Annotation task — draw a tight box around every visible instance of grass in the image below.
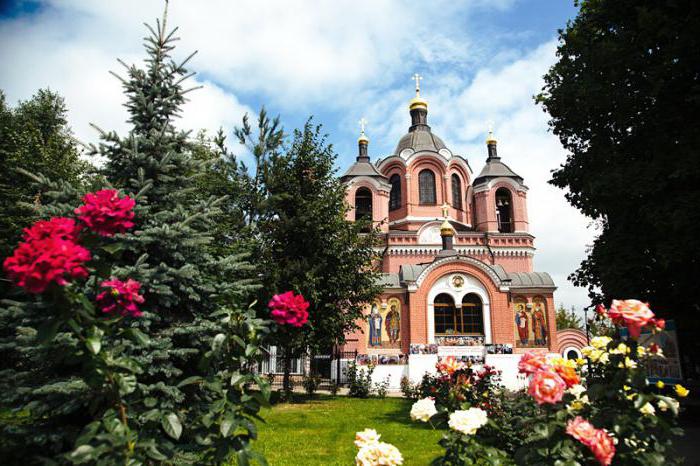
[251,395,443,465]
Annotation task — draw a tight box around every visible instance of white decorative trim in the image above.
[345,176,392,192]
[472,177,528,193]
[389,216,471,227]
[426,273,492,344]
[415,255,506,290]
[384,245,535,257]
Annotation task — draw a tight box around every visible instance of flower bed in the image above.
[359,300,688,465]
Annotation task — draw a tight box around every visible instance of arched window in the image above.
[355,188,372,223]
[495,188,513,233]
[389,174,402,211]
[418,169,436,205]
[434,293,456,335]
[460,294,484,335]
[451,174,462,210]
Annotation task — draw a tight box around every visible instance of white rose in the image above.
[410,397,437,422]
[567,384,587,398]
[356,441,404,466]
[448,407,488,435]
[639,402,655,416]
[657,398,679,413]
[355,428,381,448]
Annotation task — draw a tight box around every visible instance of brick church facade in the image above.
[339,83,558,385]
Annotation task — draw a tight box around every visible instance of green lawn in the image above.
[252,395,443,465]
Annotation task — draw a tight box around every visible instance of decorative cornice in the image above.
[414,255,508,291]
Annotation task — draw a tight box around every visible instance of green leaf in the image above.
[230,372,244,387]
[36,318,62,344]
[86,335,101,355]
[124,328,150,346]
[220,412,236,437]
[101,243,124,255]
[70,445,95,463]
[162,412,182,440]
[212,333,226,353]
[144,397,158,408]
[117,374,137,395]
[178,376,204,388]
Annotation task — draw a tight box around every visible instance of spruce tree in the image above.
[0,8,268,464]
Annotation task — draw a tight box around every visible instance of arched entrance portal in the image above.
[427,273,492,344]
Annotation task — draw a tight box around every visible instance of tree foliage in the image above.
[555,304,583,331]
[259,120,382,357]
[0,9,268,464]
[0,89,90,264]
[537,0,700,371]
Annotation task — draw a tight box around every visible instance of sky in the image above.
[0,0,595,312]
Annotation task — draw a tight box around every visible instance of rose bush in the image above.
[407,300,687,466]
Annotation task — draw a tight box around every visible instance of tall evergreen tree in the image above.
[0,8,268,464]
[259,120,382,393]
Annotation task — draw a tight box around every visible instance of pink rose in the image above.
[527,368,566,405]
[589,429,615,466]
[268,291,309,327]
[518,351,549,375]
[96,278,145,318]
[566,417,615,466]
[75,189,135,237]
[3,237,91,293]
[566,416,598,445]
[608,299,654,339]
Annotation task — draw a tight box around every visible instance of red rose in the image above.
[3,237,91,293]
[22,217,81,242]
[75,189,135,237]
[594,304,607,316]
[268,291,309,327]
[96,278,145,318]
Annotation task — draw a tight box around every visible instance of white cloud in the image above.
[0,0,593,309]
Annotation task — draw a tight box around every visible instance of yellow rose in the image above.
[675,384,689,398]
[655,380,664,389]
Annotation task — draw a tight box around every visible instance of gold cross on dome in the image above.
[358,117,367,135]
[412,73,422,95]
[441,202,449,218]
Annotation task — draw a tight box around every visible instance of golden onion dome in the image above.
[409,95,428,110]
[358,132,369,144]
[440,219,454,237]
[486,130,497,145]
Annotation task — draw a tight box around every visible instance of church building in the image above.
[339,78,558,387]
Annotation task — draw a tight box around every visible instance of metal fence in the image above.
[257,346,358,389]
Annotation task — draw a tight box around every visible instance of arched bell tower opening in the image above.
[355,187,373,231]
[495,187,513,233]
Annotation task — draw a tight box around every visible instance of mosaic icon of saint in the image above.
[385,305,400,343]
[515,305,529,345]
[368,304,382,347]
[532,304,547,346]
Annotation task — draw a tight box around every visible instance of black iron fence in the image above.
[256,347,358,389]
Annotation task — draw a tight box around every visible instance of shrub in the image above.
[422,299,687,466]
[302,374,321,396]
[400,376,421,400]
[346,361,374,398]
[374,377,391,399]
